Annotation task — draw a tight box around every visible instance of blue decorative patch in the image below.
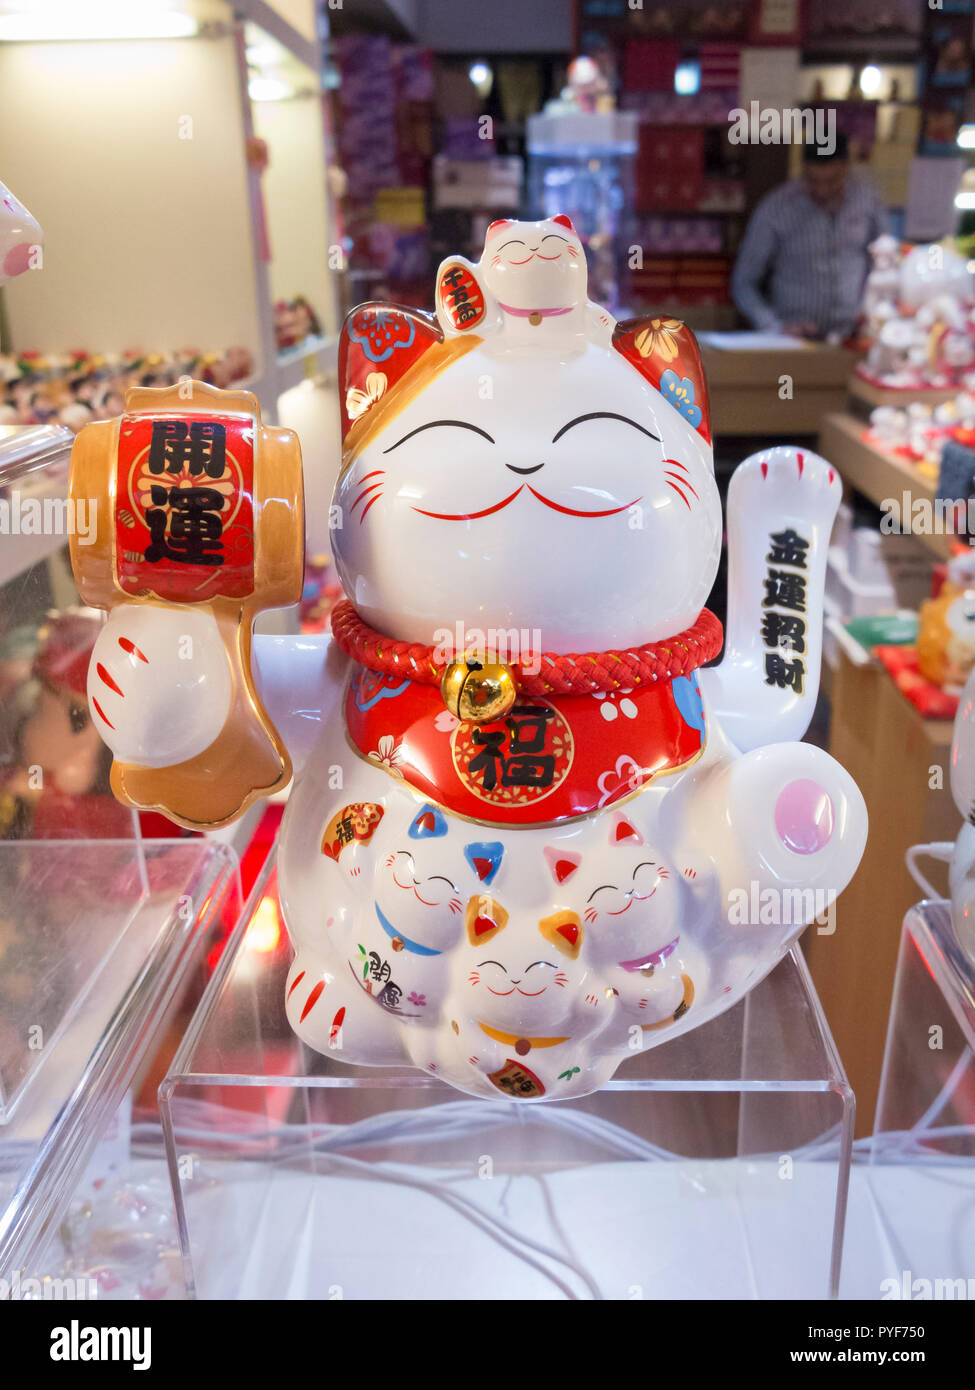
[347,309,416,364]
[671,673,706,736]
[409,803,448,839]
[352,669,411,712]
[659,368,703,429]
[464,841,504,885]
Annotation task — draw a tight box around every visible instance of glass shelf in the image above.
[163,849,854,1300]
[865,901,975,1293]
[0,839,241,1281]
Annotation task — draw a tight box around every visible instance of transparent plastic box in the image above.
[0,425,255,1297]
[863,901,975,1292]
[162,852,854,1300]
[0,838,242,1282]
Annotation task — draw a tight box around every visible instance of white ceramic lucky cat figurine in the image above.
[76,219,867,1101]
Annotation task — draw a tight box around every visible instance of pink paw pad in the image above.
[774,779,834,854]
[3,242,34,278]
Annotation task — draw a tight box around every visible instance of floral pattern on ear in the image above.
[339,301,443,439]
[612,315,711,445]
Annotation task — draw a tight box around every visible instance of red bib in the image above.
[344,664,707,827]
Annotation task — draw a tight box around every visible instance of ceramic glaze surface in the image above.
[0,178,42,286]
[73,219,868,1100]
[910,666,975,967]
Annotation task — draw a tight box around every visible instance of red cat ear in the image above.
[613,316,711,445]
[486,219,514,237]
[611,814,643,846]
[553,214,575,231]
[339,301,442,440]
[543,847,581,884]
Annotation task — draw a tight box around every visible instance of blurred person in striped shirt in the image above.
[731,133,889,341]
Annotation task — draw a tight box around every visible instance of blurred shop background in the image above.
[2,0,975,1300]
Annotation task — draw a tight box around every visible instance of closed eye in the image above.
[632,861,657,879]
[477,960,507,972]
[525,960,557,972]
[552,413,660,445]
[427,874,458,890]
[497,239,528,253]
[383,420,494,453]
[587,885,617,902]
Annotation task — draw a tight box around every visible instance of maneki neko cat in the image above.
[70,218,867,1101]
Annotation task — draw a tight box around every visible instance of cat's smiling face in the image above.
[481,216,587,311]
[334,340,721,651]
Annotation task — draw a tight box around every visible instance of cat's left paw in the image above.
[729,445,841,530]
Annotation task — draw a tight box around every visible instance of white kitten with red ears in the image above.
[435,215,615,349]
[78,216,867,1102]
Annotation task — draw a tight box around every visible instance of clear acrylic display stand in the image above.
[162,851,854,1300]
[0,839,241,1283]
[866,901,975,1291]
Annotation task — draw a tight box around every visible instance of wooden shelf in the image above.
[849,374,959,414]
[806,647,960,1135]
[819,411,951,560]
[699,341,860,436]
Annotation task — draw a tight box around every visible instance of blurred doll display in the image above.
[0,346,255,437]
[0,610,131,839]
[918,549,975,692]
[69,217,867,1102]
[859,240,975,392]
[867,391,975,476]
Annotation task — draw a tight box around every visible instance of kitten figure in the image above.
[435,215,615,348]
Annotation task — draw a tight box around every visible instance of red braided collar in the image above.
[330,599,723,699]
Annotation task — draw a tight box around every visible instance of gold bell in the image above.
[441,654,517,724]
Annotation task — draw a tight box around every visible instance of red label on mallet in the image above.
[114,411,256,601]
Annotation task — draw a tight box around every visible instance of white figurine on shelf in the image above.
[869,405,909,451]
[862,233,901,334]
[860,242,975,390]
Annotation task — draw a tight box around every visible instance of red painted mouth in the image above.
[413,485,640,522]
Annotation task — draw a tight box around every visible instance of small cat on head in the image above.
[435,215,615,349]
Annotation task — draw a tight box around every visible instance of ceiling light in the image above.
[249,76,293,102]
[859,65,883,97]
[0,2,198,41]
[675,61,700,96]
